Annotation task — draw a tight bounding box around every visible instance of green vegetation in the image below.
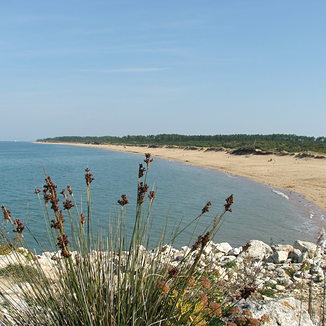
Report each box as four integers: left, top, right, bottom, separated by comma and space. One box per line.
258, 288, 276, 298
0, 264, 41, 283
224, 261, 237, 269
0, 244, 12, 255
37, 134, 326, 154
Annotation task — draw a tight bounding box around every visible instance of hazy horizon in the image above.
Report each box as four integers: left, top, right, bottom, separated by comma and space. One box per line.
1, 132, 325, 143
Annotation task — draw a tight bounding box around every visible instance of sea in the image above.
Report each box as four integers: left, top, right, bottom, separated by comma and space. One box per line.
0, 141, 324, 252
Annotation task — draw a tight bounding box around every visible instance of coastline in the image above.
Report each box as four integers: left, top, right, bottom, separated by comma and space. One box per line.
35, 142, 326, 214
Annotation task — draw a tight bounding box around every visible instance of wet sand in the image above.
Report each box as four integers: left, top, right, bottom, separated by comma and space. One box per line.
36, 142, 326, 213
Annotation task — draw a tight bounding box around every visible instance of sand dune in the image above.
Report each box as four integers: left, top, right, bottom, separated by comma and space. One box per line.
37, 142, 326, 213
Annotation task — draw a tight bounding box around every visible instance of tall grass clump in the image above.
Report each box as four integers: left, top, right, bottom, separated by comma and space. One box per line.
0, 153, 236, 325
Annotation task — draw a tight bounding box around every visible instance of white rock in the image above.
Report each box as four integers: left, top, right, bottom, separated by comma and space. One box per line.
278, 278, 293, 287
203, 243, 213, 255
237, 297, 315, 326
213, 242, 233, 254
272, 244, 293, 252
289, 248, 302, 263
293, 240, 319, 258
298, 252, 309, 263
268, 279, 277, 285
0, 252, 26, 269
275, 284, 285, 291
266, 263, 275, 271
228, 247, 242, 256
312, 274, 324, 282
174, 255, 184, 261
239, 240, 273, 259
180, 246, 191, 255
272, 250, 289, 264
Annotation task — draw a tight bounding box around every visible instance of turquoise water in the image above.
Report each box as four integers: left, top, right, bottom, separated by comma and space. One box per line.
0, 141, 322, 251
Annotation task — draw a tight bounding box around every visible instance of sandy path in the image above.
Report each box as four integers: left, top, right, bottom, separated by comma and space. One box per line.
36, 142, 326, 213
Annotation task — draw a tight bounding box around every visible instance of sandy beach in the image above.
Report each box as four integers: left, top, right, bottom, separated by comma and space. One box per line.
37, 142, 326, 213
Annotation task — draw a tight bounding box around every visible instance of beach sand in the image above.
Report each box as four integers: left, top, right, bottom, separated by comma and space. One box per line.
37, 142, 326, 213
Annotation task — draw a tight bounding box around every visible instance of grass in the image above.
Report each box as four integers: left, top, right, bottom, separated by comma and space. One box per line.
0, 245, 12, 256
258, 288, 276, 298
0, 265, 41, 283
0, 153, 242, 326
224, 261, 237, 269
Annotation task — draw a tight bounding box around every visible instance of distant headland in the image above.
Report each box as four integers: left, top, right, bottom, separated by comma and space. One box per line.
37, 134, 326, 156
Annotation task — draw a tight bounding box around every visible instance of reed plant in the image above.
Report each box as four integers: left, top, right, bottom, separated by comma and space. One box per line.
0, 153, 236, 326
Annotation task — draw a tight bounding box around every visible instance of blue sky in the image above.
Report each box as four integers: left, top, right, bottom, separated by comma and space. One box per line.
0, 1, 325, 140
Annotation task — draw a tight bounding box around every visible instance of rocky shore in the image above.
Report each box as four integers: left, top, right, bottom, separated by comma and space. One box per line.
0, 239, 325, 325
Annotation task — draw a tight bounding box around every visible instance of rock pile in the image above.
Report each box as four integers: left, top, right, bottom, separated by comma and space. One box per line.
159, 239, 325, 325
0, 239, 324, 325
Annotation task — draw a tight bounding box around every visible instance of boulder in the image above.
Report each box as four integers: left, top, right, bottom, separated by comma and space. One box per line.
229, 247, 242, 256
288, 248, 302, 263
212, 242, 233, 254
239, 240, 273, 259
271, 250, 289, 264
236, 297, 315, 326
272, 244, 293, 252
293, 240, 319, 258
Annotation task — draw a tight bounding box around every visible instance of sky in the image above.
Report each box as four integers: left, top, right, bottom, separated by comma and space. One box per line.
0, 0, 325, 141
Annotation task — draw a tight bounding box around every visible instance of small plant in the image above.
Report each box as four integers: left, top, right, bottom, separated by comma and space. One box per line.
265, 283, 276, 290
0, 244, 12, 255
285, 267, 296, 279
0, 264, 41, 283
258, 288, 276, 298
225, 261, 237, 269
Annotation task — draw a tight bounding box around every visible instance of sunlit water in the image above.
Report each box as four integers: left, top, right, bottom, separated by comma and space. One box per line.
0, 142, 323, 252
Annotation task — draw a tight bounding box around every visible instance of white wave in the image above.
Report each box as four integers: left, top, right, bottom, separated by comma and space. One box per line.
225, 173, 236, 178
272, 189, 289, 200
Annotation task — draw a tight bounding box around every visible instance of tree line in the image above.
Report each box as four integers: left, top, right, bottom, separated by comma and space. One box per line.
37, 134, 326, 154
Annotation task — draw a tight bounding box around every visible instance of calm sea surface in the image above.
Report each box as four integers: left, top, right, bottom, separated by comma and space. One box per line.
0, 142, 322, 252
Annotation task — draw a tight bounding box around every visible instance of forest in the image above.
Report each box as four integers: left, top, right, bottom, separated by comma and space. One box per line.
37, 134, 326, 154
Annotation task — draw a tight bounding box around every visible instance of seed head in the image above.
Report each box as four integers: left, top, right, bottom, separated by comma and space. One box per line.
239, 286, 256, 300
224, 194, 234, 212
197, 293, 208, 306
138, 163, 146, 178
67, 185, 73, 195
1, 206, 12, 222
63, 199, 74, 210
191, 231, 211, 251
157, 281, 170, 295
80, 213, 86, 224
209, 302, 222, 317
168, 266, 179, 279
118, 194, 129, 206
85, 168, 94, 186
144, 153, 153, 166
199, 277, 211, 289
13, 219, 24, 234
137, 182, 148, 204
202, 201, 212, 214
148, 191, 155, 200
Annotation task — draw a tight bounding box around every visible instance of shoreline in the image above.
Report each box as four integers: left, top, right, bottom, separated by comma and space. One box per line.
35, 142, 326, 214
